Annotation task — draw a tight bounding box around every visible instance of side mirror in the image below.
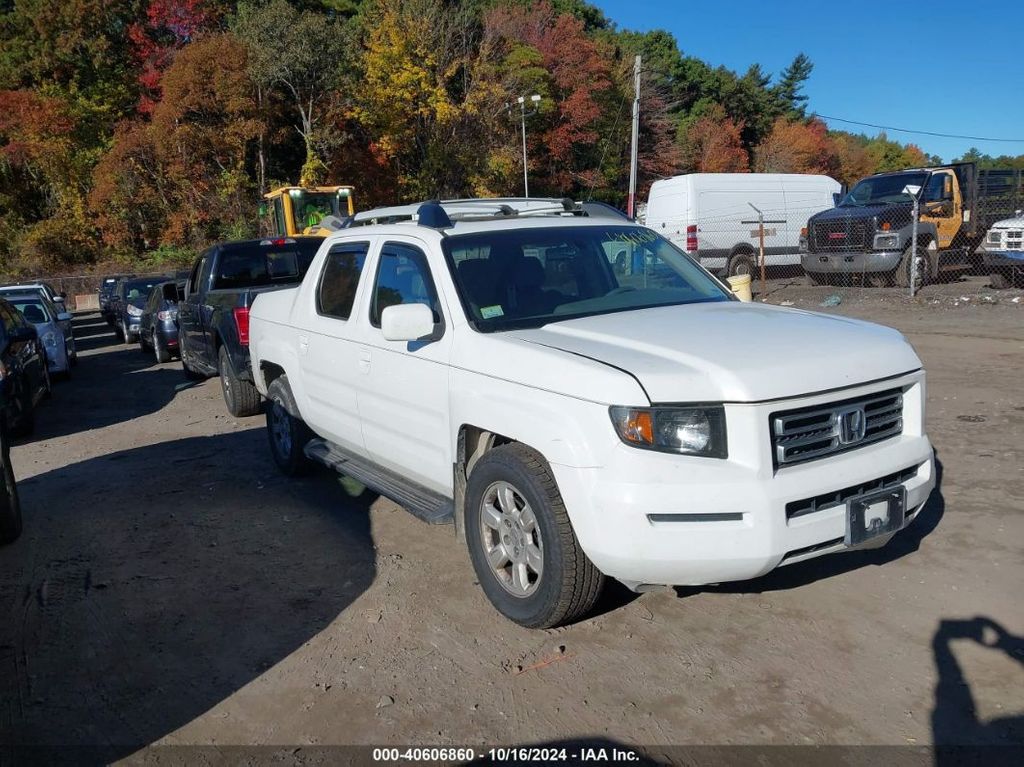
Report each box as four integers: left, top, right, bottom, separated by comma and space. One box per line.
381, 303, 435, 342
11, 326, 37, 342
57, 312, 72, 322
53, 296, 65, 303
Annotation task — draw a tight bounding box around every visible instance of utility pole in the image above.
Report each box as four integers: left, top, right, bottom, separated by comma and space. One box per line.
627, 54, 641, 219
511, 94, 542, 197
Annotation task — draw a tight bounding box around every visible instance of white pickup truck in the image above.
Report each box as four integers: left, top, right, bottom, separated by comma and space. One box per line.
249, 201, 935, 628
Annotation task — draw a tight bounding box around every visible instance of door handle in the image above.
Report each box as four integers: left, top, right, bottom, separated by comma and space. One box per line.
298, 335, 309, 354
358, 349, 371, 374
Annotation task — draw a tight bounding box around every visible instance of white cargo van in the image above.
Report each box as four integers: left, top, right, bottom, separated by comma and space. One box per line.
645, 173, 842, 277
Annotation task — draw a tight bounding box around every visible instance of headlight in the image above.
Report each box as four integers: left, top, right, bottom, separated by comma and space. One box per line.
873, 233, 899, 250
42, 331, 58, 347
127, 305, 143, 317
609, 405, 727, 458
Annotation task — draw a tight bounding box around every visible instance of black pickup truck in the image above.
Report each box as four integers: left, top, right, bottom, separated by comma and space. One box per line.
178, 237, 322, 416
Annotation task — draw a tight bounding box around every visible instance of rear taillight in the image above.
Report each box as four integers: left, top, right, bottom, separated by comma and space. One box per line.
686, 224, 698, 252
233, 307, 250, 346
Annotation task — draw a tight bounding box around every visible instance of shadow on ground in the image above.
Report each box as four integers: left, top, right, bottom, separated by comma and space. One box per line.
932, 617, 1024, 751
26, 312, 193, 441
0, 430, 378, 759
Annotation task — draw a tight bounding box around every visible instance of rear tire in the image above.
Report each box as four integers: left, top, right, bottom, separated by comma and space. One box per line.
219, 346, 261, 417
727, 251, 757, 278
465, 443, 604, 628
265, 376, 313, 476
154, 334, 171, 363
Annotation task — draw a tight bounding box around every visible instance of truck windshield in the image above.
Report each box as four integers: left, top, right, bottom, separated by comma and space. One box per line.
289, 191, 342, 231
840, 173, 928, 207
443, 225, 731, 332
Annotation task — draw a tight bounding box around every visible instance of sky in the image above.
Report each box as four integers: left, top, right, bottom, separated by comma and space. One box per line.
595, 0, 1024, 162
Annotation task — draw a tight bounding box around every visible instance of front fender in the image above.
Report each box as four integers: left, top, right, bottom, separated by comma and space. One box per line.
450, 368, 630, 469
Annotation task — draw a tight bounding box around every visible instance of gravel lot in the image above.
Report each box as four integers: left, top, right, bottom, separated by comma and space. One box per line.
1, 276, 1022, 761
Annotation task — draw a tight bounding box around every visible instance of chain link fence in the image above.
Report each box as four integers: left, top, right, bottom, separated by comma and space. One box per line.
6, 270, 190, 312
642, 168, 1024, 305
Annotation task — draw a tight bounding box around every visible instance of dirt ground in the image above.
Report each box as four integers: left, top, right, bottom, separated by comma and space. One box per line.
1, 275, 1022, 761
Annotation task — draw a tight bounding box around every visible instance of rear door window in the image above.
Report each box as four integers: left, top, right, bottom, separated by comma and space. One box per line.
317, 242, 369, 320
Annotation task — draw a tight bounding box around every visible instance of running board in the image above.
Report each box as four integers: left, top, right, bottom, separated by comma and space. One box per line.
304, 439, 454, 525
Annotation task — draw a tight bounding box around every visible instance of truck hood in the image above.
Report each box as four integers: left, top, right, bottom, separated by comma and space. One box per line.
811, 203, 908, 226
509, 302, 920, 403
990, 216, 1024, 229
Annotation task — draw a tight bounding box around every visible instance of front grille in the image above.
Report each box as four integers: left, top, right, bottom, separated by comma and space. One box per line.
785, 464, 920, 520
770, 388, 904, 467
1006, 230, 1023, 251
810, 219, 872, 252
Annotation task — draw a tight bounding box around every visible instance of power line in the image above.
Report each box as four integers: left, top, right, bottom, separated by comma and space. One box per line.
816, 114, 1024, 144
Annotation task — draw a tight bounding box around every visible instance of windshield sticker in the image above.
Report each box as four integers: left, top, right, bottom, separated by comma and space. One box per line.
608, 229, 658, 246
480, 305, 504, 319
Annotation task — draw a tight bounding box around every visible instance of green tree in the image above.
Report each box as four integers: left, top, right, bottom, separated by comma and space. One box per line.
232, 0, 350, 186
772, 52, 813, 118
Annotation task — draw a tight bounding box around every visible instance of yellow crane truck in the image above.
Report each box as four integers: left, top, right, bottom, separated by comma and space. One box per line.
261, 186, 355, 237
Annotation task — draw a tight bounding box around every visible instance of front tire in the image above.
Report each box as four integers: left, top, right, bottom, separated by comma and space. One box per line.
219, 346, 261, 417
465, 443, 604, 628
265, 376, 313, 476
804, 271, 828, 286
990, 269, 1014, 289
895, 242, 928, 290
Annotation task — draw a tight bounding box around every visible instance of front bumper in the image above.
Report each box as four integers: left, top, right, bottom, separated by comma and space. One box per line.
553, 373, 934, 587
802, 251, 901, 274
982, 250, 1024, 268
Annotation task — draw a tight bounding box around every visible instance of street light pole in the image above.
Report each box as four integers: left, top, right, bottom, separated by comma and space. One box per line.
513, 94, 541, 197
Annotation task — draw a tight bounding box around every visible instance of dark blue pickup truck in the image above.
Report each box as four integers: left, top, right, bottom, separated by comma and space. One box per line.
178, 237, 322, 417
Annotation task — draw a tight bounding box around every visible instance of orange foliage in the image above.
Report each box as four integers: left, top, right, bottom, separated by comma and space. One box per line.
754, 117, 838, 175
683, 107, 749, 173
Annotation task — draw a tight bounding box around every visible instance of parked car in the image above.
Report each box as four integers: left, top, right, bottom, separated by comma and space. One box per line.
980, 211, 1024, 288
178, 236, 321, 417
0, 297, 50, 438
644, 173, 842, 277
0, 285, 77, 366
0, 281, 66, 306
248, 199, 936, 629
0, 416, 22, 544
5, 293, 73, 379
139, 280, 185, 362
113, 277, 167, 344
98, 274, 129, 325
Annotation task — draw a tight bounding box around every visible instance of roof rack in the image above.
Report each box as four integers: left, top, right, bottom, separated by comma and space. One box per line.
346, 197, 632, 230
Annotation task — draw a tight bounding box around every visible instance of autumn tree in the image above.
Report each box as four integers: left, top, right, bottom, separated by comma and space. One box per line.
91, 34, 261, 249
128, 0, 223, 115
680, 104, 749, 173
482, 1, 614, 195
754, 117, 838, 175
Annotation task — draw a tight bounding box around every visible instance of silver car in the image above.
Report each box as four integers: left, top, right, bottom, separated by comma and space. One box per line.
0, 284, 77, 367
5, 292, 74, 378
